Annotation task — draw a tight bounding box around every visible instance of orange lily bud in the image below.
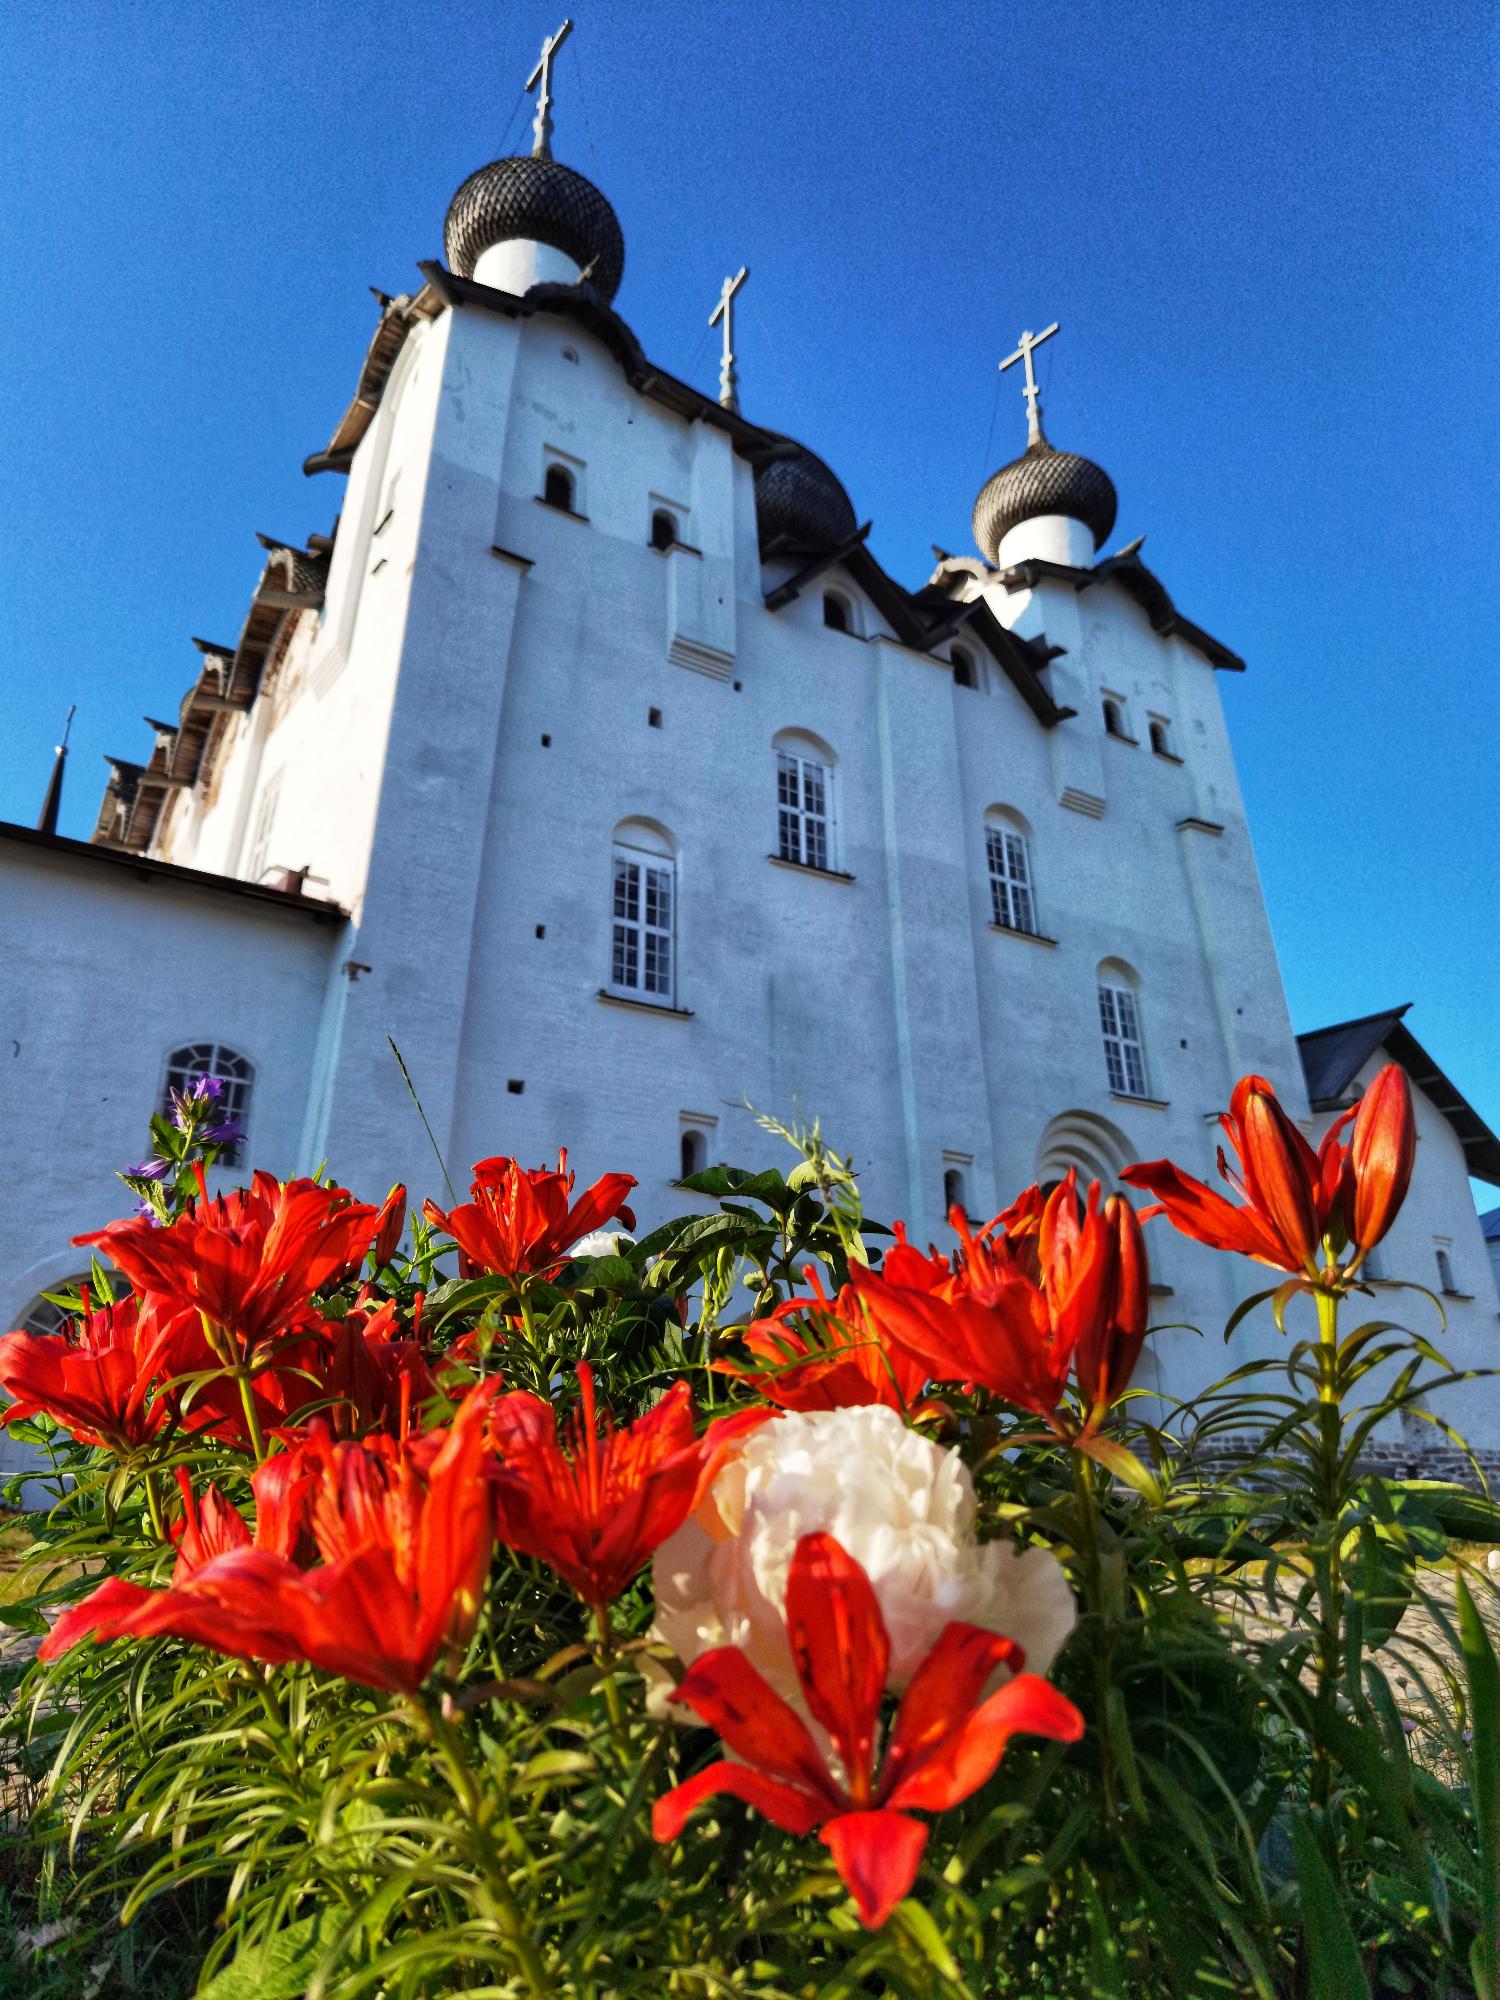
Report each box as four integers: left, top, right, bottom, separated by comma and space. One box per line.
373, 1183, 408, 1267
1346, 1063, 1416, 1249
1237, 1085, 1321, 1270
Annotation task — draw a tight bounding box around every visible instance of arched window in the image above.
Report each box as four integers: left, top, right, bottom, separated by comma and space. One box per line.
1097, 968, 1148, 1098
774, 731, 835, 871
822, 591, 851, 633
542, 462, 576, 512
650, 509, 678, 551
16, 1274, 111, 1338
951, 646, 978, 691
985, 811, 1036, 935
942, 1166, 967, 1218
1103, 697, 1125, 738
1149, 718, 1171, 756
160, 1043, 254, 1164
1436, 1247, 1457, 1293
610, 820, 676, 1004
680, 1129, 708, 1179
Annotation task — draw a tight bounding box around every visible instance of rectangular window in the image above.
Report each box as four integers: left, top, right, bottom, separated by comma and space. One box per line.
245, 775, 281, 886
986, 827, 1035, 934
777, 752, 830, 870
612, 852, 674, 1000
1099, 984, 1147, 1097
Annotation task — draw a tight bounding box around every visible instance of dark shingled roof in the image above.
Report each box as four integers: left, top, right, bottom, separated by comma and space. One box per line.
1297, 1006, 1500, 1187
1481, 1206, 1500, 1242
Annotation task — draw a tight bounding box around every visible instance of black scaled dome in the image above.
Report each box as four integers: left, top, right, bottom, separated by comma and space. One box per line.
753, 439, 858, 554
444, 155, 626, 304
973, 436, 1117, 563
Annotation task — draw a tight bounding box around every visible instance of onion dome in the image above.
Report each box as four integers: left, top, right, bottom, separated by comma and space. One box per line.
444, 155, 626, 304
973, 431, 1117, 563
754, 438, 858, 554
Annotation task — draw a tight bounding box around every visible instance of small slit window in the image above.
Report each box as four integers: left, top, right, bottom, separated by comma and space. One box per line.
1149, 718, 1171, 756
1436, 1246, 1457, 1293
943, 1166, 967, 1218
1103, 698, 1126, 738
160, 1043, 255, 1166
680, 1129, 708, 1179
542, 463, 576, 512
650, 509, 678, 551
952, 646, 978, 690
822, 592, 850, 633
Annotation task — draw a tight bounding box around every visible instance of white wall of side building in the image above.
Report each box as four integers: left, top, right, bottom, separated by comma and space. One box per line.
0, 836, 343, 1483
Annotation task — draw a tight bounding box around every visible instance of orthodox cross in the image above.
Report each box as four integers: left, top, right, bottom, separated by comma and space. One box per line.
710, 266, 749, 412
999, 321, 1060, 446
526, 19, 573, 159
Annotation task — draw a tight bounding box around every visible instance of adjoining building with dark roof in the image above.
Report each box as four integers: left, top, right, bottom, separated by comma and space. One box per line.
3, 26, 1496, 1479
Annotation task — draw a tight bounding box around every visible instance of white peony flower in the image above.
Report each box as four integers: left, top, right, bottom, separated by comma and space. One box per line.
651, 1404, 1075, 1702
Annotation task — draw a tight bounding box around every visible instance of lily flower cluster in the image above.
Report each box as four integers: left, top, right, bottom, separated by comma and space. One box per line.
0, 1062, 1421, 1936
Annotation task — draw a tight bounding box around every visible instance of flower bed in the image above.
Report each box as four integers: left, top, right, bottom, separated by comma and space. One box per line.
0, 1072, 1497, 1997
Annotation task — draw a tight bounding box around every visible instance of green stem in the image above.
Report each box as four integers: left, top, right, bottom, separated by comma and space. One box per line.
235, 1367, 268, 1465
592, 1603, 626, 1743
414, 1699, 551, 1997
1310, 1285, 1344, 1808
1073, 1448, 1119, 1830
141, 1467, 167, 1545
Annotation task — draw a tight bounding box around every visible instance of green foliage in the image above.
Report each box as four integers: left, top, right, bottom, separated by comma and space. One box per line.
0, 1110, 1496, 1998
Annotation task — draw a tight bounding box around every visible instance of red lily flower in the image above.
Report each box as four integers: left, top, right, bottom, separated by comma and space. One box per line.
849, 1210, 1063, 1421
1121, 1073, 1352, 1278
42, 1381, 498, 1695
298, 1302, 442, 1441
78, 1172, 381, 1359
715, 1258, 934, 1416
0, 1293, 174, 1454
487, 1364, 757, 1617
1344, 1063, 1416, 1251
422, 1151, 636, 1282
653, 1532, 1083, 1928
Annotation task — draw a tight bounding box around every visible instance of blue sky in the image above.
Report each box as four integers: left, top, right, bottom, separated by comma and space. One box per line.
2, 0, 1496, 1180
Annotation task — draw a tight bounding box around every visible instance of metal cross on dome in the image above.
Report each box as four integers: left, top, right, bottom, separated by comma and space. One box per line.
710, 267, 750, 413
526, 18, 573, 160
999, 321, 1061, 446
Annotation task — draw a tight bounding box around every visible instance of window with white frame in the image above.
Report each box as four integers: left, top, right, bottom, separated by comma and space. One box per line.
986, 819, 1036, 934
18, 1275, 98, 1338
1098, 981, 1148, 1097
160, 1043, 255, 1165
610, 829, 676, 1003
776, 746, 832, 870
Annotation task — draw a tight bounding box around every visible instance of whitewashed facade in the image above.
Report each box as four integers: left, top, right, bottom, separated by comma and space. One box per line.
3, 110, 1496, 1476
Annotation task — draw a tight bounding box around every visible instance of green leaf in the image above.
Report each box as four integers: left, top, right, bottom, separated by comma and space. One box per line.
1290, 1816, 1371, 2000
889, 1897, 961, 1981
197, 1909, 347, 2000
675, 1165, 789, 1201
1389, 1480, 1500, 1544
1458, 1576, 1500, 1998
1078, 1433, 1161, 1502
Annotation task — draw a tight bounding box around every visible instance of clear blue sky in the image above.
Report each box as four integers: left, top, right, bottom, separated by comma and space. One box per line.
2, 1, 1496, 1181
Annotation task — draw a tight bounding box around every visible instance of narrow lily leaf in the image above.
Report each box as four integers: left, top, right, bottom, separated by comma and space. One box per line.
1078, 1433, 1161, 1502
1458, 1577, 1500, 1999
1291, 1817, 1371, 2000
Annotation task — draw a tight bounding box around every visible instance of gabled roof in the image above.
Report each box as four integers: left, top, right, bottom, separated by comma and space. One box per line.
1297, 1006, 1500, 1187
997, 540, 1244, 672
1481, 1206, 1500, 1243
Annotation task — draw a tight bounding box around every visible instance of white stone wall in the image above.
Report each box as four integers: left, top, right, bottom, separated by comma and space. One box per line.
0, 841, 341, 1482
